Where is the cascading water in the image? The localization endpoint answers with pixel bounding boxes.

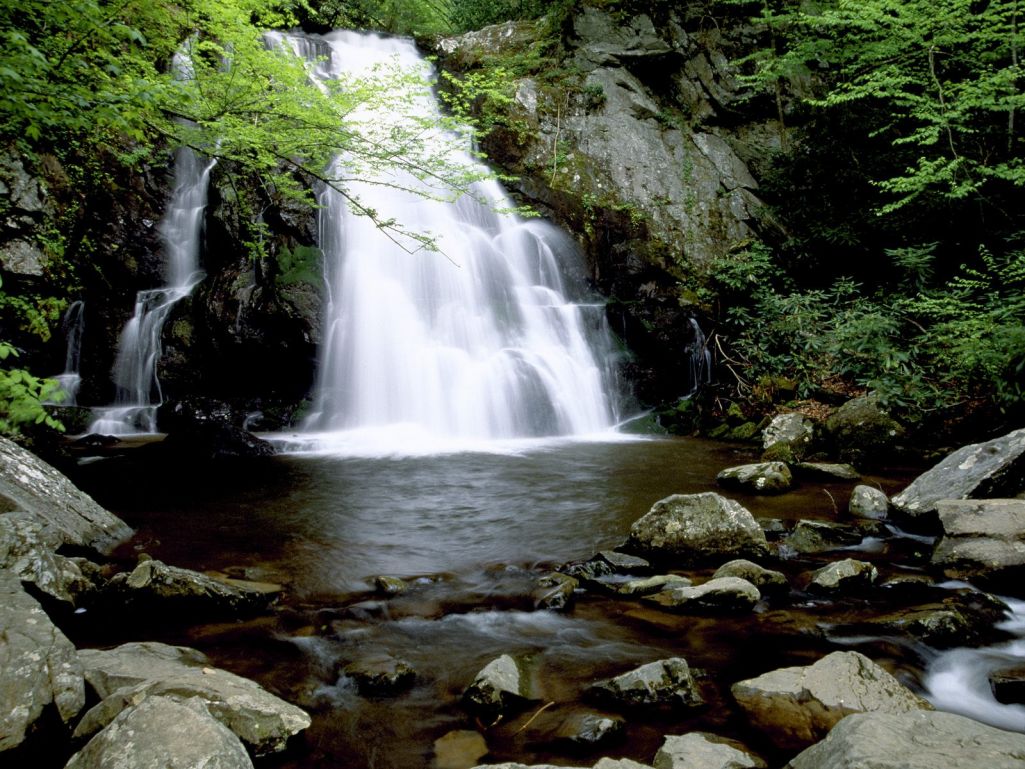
[46,299,85,406]
[89,146,214,435]
[281,31,622,450]
[682,315,712,397]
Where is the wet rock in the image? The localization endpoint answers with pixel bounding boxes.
[533,572,579,611]
[654,732,766,769]
[463,655,534,718]
[849,485,890,519]
[75,641,310,755]
[761,413,815,463]
[892,427,1025,525]
[626,492,768,565]
[731,650,931,751]
[825,393,906,467]
[989,665,1025,705]
[805,558,879,595]
[594,760,655,769]
[616,574,692,597]
[589,657,704,709]
[716,462,793,494]
[555,712,625,747]
[712,559,788,596]
[0,511,93,604]
[784,710,1025,769]
[108,558,279,614]
[786,520,863,554]
[162,420,276,460]
[373,575,409,595]
[563,558,615,583]
[595,550,652,574]
[343,655,416,696]
[931,499,1025,595]
[434,729,488,769]
[0,436,132,553]
[0,571,85,752]
[646,576,761,613]
[793,462,860,481]
[66,695,254,769]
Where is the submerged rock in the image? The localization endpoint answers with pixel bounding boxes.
[716,462,793,494]
[805,558,879,595]
[554,712,625,747]
[108,558,279,614]
[646,576,761,613]
[463,655,534,718]
[434,729,488,769]
[654,732,766,769]
[373,575,409,595]
[626,493,768,565]
[712,559,788,596]
[849,484,890,519]
[731,650,931,751]
[534,572,579,611]
[785,710,1025,769]
[786,520,863,554]
[343,655,416,696]
[931,499,1025,595]
[589,657,704,709]
[793,462,860,481]
[892,427,1025,524]
[616,574,692,597]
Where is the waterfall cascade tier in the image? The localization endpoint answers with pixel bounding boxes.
[47,300,85,406]
[289,31,623,446]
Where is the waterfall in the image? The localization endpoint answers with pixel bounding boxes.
[282,31,621,448]
[47,300,85,405]
[89,147,214,435]
[682,316,712,397]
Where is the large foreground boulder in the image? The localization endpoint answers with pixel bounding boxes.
[626,493,768,565]
[892,427,1025,524]
[785,710,1025,769]
[931,499,1025,595]
[655,732,766,769]
[0,511,93,604]
[0,571,85,752]
[0,436,132,552]
[731,651,931,751]
[75,641,310,756]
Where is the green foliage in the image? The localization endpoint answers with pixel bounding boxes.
[0,342,64,437]
[274,245,323,287]
[448,0,547,33]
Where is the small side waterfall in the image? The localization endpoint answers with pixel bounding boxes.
[285,31,622,449]
[47,300,85,405]
[682,316,712,397]
[89,148,214,435]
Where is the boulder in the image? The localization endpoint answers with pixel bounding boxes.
[463,655,534,718]
[108,558,279,614]
[731,651,931,751]
[616,574,692,597]
[989,665,1025,705]
[589,657,704,709]
[805,559,879,595]
[931,499,1025,595]
[0,571,85,752]
[716,462,793,494]
[654,732,766,769]
[712,559,788,596]
[786,520,863,554]
[793,462,860,481]
[533,572,579,611]
[0,436,132,553]
[162,421,276,461]
[626,493,768,564]
[75,641,310,755]
[825,394,905,466]
[849,485,889,519]
[65,695,254,769]
[0,511,94,604]
[851,590,1011,649]
[342,655,416,696]
[563,551,650,585]
[434,729,488,769]
[785,710,1025,769]
[646,577,761,613]
[892,427,1025,524]
[761,413,815,463]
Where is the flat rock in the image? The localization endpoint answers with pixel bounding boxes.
[616,574,692,597]
[731,650,931,751]
[806,558,879,595]
[931,499,1025,594]
[108,558,279,613]
[434,729,488,769]
[716,462,793,494]
[849,485,889,519]
[589,657,704,708]
[654,732,766,769]
[892,427,1025,523]
[712,559,788,595]
[794,462,860,480]
[626,493,768,565]
[65,695,254,769]
[646,576,761,613]
[75,641,310,755]
[785,710,1025,769]
[0,436,132,553]
[0,571,85,752]
[786,520,863,554]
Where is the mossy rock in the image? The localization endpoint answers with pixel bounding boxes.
[730,422,761,441]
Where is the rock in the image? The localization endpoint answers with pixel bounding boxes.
[616,574,693,597]
[0,511,93,604]
[716,462,793,494]
[712,559,788,596]
[989,665,1025,705]
[342,655,416,696]
[463,655,533,718]
[595,550,652,574]
[868,591,1011,648]
[786,520,863,554]
[931,499,1025,594]
[571,7,672,68]
[626,493,768,565]
[793,462,860,481]
[646,577,761,612]
[434,729,488,769]
[761,413,815,463]
[373,575,409,595]
[0,571,85,752]
[75,641,310,755]
[162,420,276,460]
[0,238,46,276]
[654,732,766,769]
[805,558,879,595]
[784,710,1025,769]
[108,558,279,614]
[0,436,132,553]
[892,427,1025,524]
[65,695,254,769]
[533,572,579,611]
[589,658,704,708]
[825,393,906,466]
[554,712,625,747]
[594,760,656,769]
[849,485,890,519]
[731,650,931,751]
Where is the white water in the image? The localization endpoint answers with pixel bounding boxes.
[47,300,85,405]
[89,147,214,434]
[277,31,622,453]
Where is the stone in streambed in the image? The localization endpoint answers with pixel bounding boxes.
[793,462,860,480]
[554,712,625,747]
[786,519,862,554]
[108,558,279,614]
[0,510,96,605]
[762,413,815,463]
[805,558,878,595]
[849,484,890,519]
[931,499,1025,595]
[533,572,579,610]
[463,655,535,718]
[589,657,704,709]
[716,462,793,494]
[989,665,1025,705]
[711,559,788,596]
[654,732,766,769]
[616,574,692,597]
[646,577,760,613]
[343,655,416,695]
[373,575,409,595]
[434,729,488,769]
